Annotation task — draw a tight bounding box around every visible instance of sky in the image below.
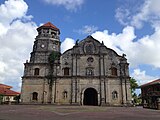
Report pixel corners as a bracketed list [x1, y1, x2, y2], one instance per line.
[0, 0, 160, 93]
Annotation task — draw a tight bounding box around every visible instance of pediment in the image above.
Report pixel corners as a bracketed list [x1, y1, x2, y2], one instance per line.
[62, 35, 121, 58]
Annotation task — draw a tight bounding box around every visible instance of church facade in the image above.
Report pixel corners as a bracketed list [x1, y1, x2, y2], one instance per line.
[21, 22, 132, 106]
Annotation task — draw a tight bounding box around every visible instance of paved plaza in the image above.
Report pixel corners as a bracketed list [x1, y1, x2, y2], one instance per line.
[0, 105, 159, 120]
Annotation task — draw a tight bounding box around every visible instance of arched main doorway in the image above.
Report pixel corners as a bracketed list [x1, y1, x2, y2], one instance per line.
[83, 88, 98, 106]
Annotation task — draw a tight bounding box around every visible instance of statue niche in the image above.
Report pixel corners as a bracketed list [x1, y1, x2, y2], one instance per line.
[84, 42, 95, 54]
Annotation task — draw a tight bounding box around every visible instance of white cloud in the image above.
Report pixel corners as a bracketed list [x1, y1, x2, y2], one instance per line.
[44, 0, 84, 11]
[115, 0, 160, 28]
[113, 0, 160, 86]
[0, 0, 32, 24]
[115, 8, 130, 26]
[61, 38, 75, 53]
[0, 0, 37, 92]
[75, 25, 98, 35]
[92, 25, 160, 68]
[0, 23, 8, 36]
[92, 26, 136, 63]
[131, 69, 158, 85]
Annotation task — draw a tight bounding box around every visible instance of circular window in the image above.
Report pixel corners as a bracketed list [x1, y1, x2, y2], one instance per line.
[87, 57, 94, 63]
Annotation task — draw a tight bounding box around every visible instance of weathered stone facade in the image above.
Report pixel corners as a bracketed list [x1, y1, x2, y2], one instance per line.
[21, 22, 132, 106]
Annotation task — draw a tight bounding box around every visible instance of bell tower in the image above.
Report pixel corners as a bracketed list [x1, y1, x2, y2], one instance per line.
[30, 22, 60, 63]
[21, 22, 61, 103]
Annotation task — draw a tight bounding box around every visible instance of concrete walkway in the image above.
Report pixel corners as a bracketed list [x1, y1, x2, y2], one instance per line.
[0, 105, 159, 120]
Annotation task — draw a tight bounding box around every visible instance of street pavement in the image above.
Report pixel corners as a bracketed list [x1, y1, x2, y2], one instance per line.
[0, 105, 159, 120]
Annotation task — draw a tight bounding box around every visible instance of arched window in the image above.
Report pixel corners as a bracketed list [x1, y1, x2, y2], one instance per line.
[34, 68, 39, 75]
[32, 92, 38, 100]
[64, 68, 69, 76]
[86, 68, 94, 76]
[111, 67, 117, 76]
[112, 91, 118, 99]
[63, 91, 68, 99]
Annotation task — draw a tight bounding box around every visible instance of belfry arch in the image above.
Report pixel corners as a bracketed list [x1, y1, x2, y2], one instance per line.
[83, 88, 98, 106]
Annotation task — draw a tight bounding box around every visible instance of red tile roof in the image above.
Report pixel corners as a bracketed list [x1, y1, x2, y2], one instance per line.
[0, 87, 20, 96]
[37, 22, 60, 31]
[0, 84, 12, 89]
[0, 84, 20, 96]
[140, 79, 160, 88]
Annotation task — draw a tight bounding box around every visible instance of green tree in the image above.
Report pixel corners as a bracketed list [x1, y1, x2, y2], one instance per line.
[130, 78, 138, 95]
[47, 51, 60, 103]
[132, 93, 142, 105]
[129, 78, 142, 105]
[48, 51, 60, 64]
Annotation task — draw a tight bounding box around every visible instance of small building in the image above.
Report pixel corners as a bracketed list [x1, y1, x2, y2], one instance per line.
[0, 84, 20, 104]
[140, 79, 160, 110]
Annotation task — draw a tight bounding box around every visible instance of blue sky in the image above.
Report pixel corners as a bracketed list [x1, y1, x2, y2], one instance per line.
[0, 0, 160, 93]
[25, 0, 121, 40]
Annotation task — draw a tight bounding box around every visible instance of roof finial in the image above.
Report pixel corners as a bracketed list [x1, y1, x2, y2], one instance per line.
[122, 53, 126, 57]
[76, 39, 79, 45]
[102, 41, 104, 45]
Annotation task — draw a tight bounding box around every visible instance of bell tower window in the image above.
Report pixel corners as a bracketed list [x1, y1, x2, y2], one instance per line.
[34, 68, 39, 75]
